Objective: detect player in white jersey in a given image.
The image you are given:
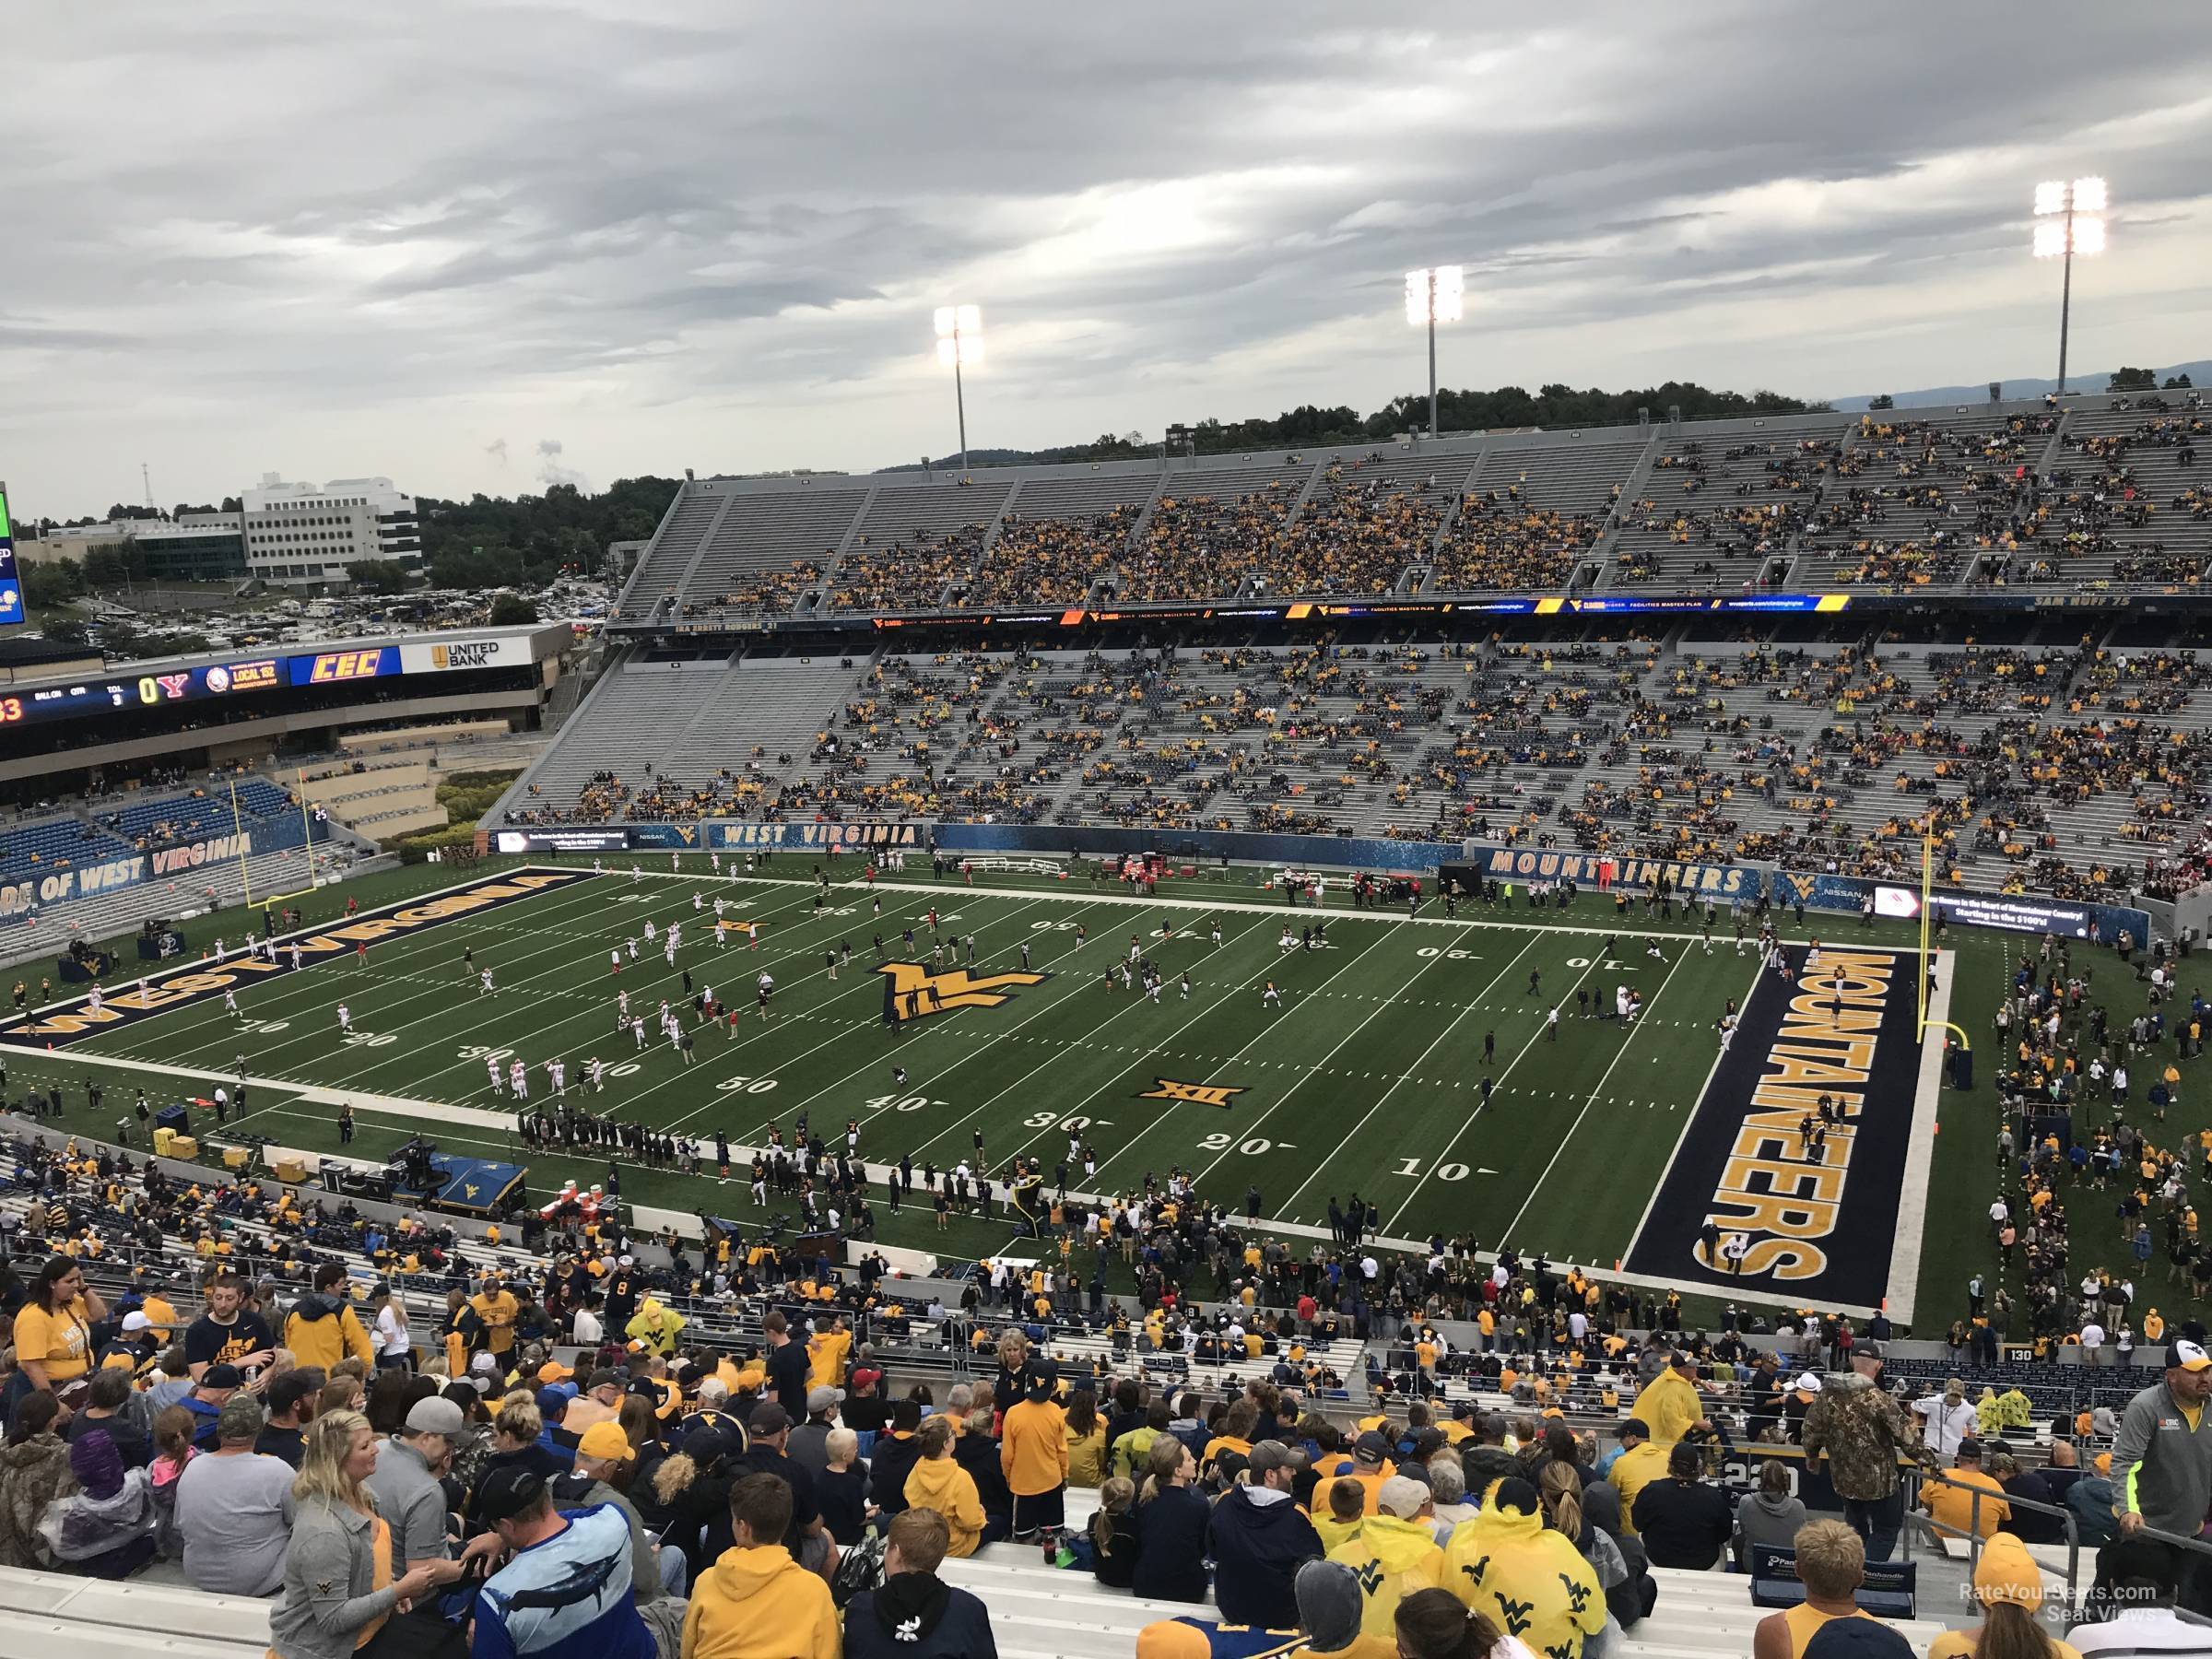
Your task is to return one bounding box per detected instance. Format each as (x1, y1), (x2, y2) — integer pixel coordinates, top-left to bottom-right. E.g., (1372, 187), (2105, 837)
(611, 948), (622, 975)
(214, 937), (226, 964)
(547, 1059), (566, 1096)
(692, 891), (702, 912)
(89, 985), (104, 1015)
(479, 970), (495, 996)
(631, 1017), (648, 1050)
(671, 853), (680, 873)
(664, 941), (677, 970)
(223, 989), (240, 1019)
(587, 1057), (605, 1093)
(510, 1059), (528, 1099)
(644, 918), (657, 943)
(617, 991), (631, 1025)
(289, 942), (302, 971)
(1147, 976), (1162, 1004)
(711, 853), (722, 874)
(488, 1055), (505, 1093)
(713, 897), (726, 918)
(1616, 985), (1632, 1022)
(136, 977), (149, 1002)
(758, 971), (774, 994)
(630, 864), (641, 882)
(337, 1004), (352, 1033)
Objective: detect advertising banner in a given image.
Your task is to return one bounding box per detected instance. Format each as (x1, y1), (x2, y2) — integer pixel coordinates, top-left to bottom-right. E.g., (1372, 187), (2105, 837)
(1465, 843), (1762, 901)
(0, 818), (309, 920)
(493, 829), (631, 854)
(710, 821), (931, 853)
(398, 638), (530, 674)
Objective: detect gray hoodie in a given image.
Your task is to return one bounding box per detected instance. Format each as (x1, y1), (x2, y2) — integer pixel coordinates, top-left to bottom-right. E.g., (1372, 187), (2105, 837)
(1734, 1488), (1807, 1559)
(268, 1497), (404, 1659)
(2112, 1379), (2212, 1535)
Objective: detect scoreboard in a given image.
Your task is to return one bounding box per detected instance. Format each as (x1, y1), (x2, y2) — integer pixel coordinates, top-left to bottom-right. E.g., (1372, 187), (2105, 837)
(0, 645), (402, 731)
(0, 483), (22, 628)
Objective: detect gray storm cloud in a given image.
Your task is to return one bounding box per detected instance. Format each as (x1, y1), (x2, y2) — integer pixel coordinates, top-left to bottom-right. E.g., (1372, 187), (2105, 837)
(1, 1), (2207, 515)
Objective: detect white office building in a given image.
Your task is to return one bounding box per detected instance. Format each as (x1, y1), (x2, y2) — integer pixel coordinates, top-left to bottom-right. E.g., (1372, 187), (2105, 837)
(241, 475), (422, 587)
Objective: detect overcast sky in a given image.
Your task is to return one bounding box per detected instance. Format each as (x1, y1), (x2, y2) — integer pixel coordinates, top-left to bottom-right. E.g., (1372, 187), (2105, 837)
(6, 2), (2209, 520)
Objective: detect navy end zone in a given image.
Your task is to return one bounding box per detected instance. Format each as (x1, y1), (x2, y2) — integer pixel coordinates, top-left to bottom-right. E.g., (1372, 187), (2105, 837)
(1624, 945), (1925, 1312)
(1, 867), (594, 1050)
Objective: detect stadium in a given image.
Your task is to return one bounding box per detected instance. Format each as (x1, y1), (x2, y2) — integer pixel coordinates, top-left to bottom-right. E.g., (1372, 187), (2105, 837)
(5, 15), (2212, 1659)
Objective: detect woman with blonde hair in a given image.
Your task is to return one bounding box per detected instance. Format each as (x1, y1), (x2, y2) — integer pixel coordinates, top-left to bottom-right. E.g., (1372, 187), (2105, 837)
(269, 1409), (477, 1659)
(991, 1329), (1031, 1429)
(1089, 1477), (1138, 1588)
(1924, 1531), (2078, 1659)
(371, 1283), (411, 1372)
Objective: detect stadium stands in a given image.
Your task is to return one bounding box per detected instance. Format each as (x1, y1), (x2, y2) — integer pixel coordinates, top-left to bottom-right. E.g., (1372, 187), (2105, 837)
(495, 629), (2212, 912)
(611, 393), (2208, 626)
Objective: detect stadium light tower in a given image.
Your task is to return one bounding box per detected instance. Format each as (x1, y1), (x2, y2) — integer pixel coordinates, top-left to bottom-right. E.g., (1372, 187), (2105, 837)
(1405, 266), (1463, 437)
(934, 305), (982, 472)
(2032, 177), (2106, 396)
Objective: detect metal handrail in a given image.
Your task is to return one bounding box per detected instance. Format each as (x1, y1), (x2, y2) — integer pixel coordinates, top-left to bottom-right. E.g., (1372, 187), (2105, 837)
(1907, 1465), (2212, 1620)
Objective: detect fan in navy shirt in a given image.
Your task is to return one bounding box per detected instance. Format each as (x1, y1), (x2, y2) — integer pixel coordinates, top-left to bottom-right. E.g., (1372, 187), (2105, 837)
(470, 1466), (653, 1659)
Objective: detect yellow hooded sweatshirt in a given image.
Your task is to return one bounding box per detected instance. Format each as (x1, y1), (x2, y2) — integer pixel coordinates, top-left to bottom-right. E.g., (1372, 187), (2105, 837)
(904, 1454), (987, 1557)
(1442, 1501), (1606, 1657)
(1629, 1369), (1702, 1447)
(1327, 1513), (1444, 1640)
(679, 1544), (839, 1659)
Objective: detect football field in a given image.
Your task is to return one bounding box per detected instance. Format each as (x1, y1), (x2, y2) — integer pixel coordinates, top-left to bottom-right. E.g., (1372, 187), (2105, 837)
(4, 859), (1952, 1319)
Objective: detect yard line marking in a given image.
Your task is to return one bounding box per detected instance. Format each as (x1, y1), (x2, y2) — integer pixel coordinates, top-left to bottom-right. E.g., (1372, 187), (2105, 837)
(890, 909), (1285, 1166)
(400, 889), (1069, 1117)
(1293, 932), (1539, 1218)
(306, 880), (829, 1086)
(982, 914), (1318, 1176)
(653, 894), (1092, 1138)
(1618, 954), (1767, 1271)
(148, 874), (725, 1067)
(130, 871), (634, 1057)
(1498, 945), (1696, 1246)
(1189, 927), (1476, 1197)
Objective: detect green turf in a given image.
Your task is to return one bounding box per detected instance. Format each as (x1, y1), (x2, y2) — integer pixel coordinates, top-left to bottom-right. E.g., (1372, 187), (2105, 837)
(9, 853), (2209, 1336)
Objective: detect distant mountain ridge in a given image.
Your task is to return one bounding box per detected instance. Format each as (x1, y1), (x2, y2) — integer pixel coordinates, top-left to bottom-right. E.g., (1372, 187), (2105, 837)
(1828, 360), (2210, 412)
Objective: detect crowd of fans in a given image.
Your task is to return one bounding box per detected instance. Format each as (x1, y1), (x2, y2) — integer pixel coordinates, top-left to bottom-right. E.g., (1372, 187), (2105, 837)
(829, 524), (992, 614)
(1127, 478), (1303, 602)
(965, 508), (1135, 608)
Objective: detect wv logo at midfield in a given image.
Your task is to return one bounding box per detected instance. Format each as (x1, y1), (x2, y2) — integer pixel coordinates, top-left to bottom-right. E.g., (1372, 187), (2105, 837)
(1141, 1078), (1248, 1109)
(877, 960), (1047, 1023)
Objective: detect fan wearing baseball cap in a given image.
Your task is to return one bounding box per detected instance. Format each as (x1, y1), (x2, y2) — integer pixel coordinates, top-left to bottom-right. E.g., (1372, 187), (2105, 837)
(1326, 1474), (1444, 1640)
(472, 1465), (655, 1659)
(2108, 1337), (2212, 1612)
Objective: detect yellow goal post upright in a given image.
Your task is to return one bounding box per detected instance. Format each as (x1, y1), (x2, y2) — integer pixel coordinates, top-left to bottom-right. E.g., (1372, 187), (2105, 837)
(229, 771), (323, 929)
(1918, 830), (1971, 1052)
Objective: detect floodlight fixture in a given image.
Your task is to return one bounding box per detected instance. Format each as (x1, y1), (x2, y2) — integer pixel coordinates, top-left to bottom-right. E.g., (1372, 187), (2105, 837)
(933, 305), (982, 470)
(1405, 266), (1465, 436)
(2032, 177), (2107, 394)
